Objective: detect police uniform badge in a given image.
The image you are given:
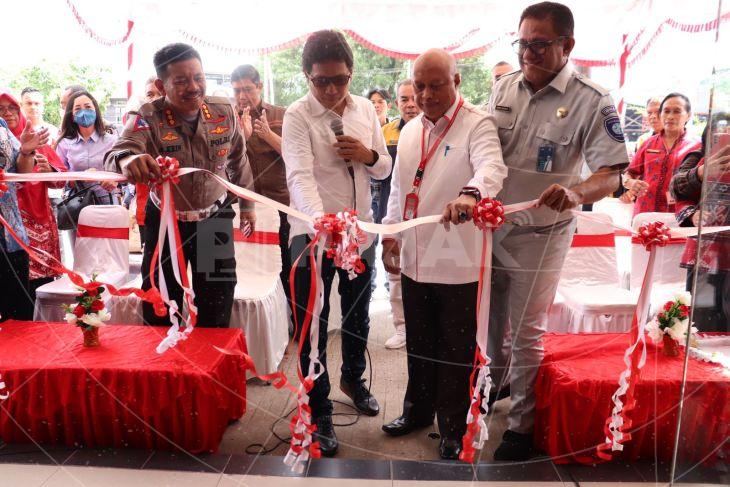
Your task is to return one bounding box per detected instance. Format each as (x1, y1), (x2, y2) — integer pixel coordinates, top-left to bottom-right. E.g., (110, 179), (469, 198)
(133, 115), (150, 132)
(161, 132), (180, 142)
(209, 125), (230, 135)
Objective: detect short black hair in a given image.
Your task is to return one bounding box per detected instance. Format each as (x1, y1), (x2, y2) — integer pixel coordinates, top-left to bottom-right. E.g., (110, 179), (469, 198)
(660, 92), (691, 114)
(519, 1), (574, 37)
(20, 87), (40, 97)
(367, 88), (390, 102)
(231, 64), (261, 85)
(396, 79), (413, 91)
(301, 30), (353, 74)
(153, 43), (201, 79)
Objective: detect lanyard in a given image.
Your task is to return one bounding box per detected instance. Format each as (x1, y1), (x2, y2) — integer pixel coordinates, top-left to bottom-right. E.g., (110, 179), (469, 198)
(410, 98), (464, 194)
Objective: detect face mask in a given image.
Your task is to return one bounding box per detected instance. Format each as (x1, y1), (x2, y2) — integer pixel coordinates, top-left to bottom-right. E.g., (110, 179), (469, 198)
(73, 109), (96, 128)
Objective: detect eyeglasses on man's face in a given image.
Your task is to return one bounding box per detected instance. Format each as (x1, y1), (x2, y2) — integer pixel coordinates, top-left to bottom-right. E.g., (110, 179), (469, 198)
(512, 36), (568, 56)
(308, 74), (351, 88)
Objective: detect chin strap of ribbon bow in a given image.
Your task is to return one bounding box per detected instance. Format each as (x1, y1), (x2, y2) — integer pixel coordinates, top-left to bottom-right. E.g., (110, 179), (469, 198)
(460, 198), (505, 463)
(596, 221), (670, 460)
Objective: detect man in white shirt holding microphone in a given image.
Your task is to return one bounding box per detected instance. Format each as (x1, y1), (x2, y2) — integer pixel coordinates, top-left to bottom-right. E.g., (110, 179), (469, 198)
(282, 29), (392, 457)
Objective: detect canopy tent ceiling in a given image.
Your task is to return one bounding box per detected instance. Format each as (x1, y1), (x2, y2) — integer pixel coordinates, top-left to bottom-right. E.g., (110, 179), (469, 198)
(7, 0), (730, 109)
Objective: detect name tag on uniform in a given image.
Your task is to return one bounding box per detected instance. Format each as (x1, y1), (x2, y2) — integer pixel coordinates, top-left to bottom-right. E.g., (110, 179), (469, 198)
(495, 105), (511, 112)
(647, 149), (661, 154)
(537, 143), (554, 172)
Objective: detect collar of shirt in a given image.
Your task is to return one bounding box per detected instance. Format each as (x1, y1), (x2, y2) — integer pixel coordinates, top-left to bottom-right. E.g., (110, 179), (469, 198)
(306, 91), (357, 119)
(518, 62), (573, 95)
(420, 96), (461, 134)
(73, 131), (99, 144)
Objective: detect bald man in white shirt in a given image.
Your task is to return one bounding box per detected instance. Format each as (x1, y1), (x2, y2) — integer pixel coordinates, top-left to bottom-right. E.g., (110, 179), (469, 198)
(381, 49), (507, 460)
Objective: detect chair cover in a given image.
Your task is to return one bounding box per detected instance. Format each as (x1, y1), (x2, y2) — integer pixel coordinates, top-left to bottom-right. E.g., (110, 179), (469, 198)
(34, 205), (130, 322)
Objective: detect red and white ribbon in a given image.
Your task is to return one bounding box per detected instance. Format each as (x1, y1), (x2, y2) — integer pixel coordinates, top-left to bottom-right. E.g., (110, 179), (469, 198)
(596, 221), (671, 459)
(147, 157), (198, 353)
(460, 198), (505, 463)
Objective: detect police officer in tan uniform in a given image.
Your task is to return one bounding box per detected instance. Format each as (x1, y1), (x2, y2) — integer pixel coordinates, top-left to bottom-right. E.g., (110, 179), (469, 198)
(105, 43), (254, 328)
(485, 2), (629, 460)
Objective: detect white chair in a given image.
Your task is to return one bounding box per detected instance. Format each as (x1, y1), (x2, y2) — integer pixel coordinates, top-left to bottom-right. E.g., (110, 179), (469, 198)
(548, 212), (636, 333)
(630, 212), (687, 314)
(34, 205), (130, 322)
(230, 203), (289, 376)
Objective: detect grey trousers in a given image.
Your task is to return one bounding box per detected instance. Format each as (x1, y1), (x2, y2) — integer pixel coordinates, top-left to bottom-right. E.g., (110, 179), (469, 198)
(487, 219), (575, 433)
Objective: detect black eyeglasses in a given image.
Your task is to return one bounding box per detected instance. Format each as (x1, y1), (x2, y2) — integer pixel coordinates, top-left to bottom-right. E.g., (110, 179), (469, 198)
(307, 74), (351, 88)
(512, 36), (568, 55)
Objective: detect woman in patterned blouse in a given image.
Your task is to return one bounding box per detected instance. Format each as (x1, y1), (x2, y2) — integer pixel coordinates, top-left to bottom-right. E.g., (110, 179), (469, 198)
(623, 93), (701, 218)
(0, 115), (49, 321)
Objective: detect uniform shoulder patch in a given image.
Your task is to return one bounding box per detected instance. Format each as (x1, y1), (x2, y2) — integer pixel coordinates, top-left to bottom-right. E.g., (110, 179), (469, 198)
(132, 115), (150, 132)
(603, 116), (625, 143)
(601, 105), (617, 116)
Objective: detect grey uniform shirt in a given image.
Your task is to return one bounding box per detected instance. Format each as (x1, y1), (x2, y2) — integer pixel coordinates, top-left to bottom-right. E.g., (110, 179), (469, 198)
(487, 64), (629, 226)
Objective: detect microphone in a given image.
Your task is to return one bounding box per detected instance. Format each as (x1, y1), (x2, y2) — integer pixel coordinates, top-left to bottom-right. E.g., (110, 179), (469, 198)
(330, 118), (354, 179)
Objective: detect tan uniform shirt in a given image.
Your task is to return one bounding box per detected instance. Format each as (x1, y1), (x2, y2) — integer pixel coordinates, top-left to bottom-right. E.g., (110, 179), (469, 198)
(487, 64), (629, 226)
(104, 96), (253, 212)
(246, 102), (289, 205)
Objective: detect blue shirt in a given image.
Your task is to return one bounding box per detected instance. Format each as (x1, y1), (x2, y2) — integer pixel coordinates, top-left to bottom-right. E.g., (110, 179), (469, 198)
(56, 131), (118, 199)
(0, 119), (29, 252)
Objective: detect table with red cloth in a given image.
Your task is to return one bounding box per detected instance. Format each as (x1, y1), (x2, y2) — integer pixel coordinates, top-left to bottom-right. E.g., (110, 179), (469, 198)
(0, 320), (247, 453)
(534, 333), (729, 464)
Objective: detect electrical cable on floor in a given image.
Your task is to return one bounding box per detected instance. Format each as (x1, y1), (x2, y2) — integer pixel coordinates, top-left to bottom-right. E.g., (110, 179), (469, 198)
(245, 340), (374, 456)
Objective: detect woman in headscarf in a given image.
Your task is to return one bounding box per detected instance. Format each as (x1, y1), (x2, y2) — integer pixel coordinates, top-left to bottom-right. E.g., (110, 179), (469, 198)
(0, 91), (67, 299)
(0, 99), (49, 321)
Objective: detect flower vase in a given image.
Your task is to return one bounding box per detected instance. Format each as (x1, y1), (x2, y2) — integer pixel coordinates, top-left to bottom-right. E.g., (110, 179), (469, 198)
(82, 326), (100, 347)
(662, 333), (679, 357)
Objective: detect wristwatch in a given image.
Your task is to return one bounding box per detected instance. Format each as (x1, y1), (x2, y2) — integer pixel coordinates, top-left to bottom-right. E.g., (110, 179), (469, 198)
(458, 186), (482, 202)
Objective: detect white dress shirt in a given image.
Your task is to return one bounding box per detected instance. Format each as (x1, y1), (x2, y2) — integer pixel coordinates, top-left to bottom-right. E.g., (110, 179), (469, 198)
(384, 98), (507, 285)
(283, 92), (392, 247)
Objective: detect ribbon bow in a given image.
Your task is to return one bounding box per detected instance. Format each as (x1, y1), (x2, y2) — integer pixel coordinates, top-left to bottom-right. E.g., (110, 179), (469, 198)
(154, 156), (181, 186)
(635, 221), (671, 250)
(313, 210), (366, 279)
(472, 198), (505, 230)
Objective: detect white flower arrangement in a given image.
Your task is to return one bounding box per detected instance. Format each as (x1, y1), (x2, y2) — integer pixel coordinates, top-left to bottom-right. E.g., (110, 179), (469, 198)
(645, 292), (698, 345)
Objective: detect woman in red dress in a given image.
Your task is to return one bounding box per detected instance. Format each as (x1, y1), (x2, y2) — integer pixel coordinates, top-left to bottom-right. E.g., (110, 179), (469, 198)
(623, 93), (701, 218)
(0, 92), (66, 298)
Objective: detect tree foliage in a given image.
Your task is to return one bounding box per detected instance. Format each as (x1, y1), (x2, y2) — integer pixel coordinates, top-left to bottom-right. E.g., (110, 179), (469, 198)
(1, 59), (115, 127)
(262, 32), (493, 113)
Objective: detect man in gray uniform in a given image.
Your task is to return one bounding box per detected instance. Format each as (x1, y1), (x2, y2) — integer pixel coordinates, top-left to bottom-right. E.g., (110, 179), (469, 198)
(486, 1), (629, 460)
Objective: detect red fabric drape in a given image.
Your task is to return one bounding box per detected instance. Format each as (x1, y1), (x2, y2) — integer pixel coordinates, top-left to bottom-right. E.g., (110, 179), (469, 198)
(0, 321), (247, 453)
(534, 333), (729, 465)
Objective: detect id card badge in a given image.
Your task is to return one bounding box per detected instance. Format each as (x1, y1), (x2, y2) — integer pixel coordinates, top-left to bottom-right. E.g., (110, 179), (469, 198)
(403, 192), (419, 220)
(537, 143), (555, 172)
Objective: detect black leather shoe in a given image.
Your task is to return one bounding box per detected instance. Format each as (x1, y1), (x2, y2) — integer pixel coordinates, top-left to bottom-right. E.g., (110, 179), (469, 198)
(382, 415), (433, 437)
(313, 415), (338, 457)
(439, 438), (462, 460)
(340, 377), (380, 416)
(494, 429), (537, 461)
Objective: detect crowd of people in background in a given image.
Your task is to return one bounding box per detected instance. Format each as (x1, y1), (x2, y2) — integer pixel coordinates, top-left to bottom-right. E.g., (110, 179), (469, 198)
(0, 0), (728, 464)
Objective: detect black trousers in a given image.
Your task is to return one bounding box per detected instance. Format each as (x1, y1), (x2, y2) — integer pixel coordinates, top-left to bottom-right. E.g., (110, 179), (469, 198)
(0, 248), (32, 322)
(400, 273), (477, 440)
(141, 200), (236, 328)
(290, 235), (375, 418)
(278, 211), (292, 309)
